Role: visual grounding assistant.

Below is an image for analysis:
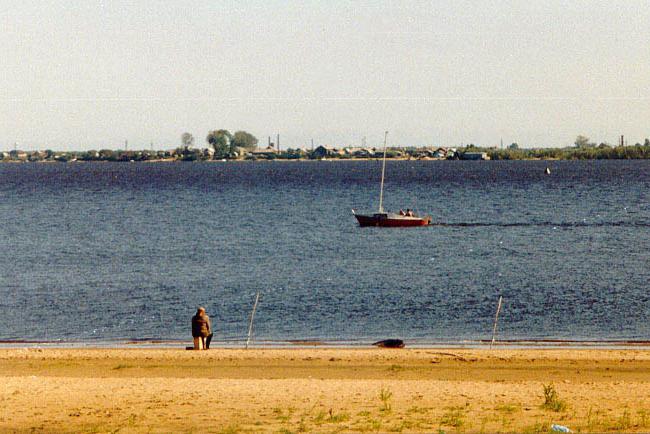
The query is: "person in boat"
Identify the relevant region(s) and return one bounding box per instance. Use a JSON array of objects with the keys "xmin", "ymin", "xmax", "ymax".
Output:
[
  {"xmin": 399, "ymin": 209, "xmax": 406, "ymax": 216},
  {"xmin": 405, "ymin": 209, "xmax": 414, "ymax": 217},
  {"xmin": 191, "ymin": 307, "xmax": 212, "ymax": 350}
]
